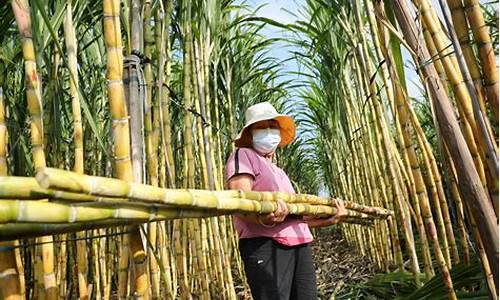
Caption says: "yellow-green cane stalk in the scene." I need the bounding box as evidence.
[63,3,89,298]
[103,0,148,297]
[463,0,499,119]
[12,1,57,298]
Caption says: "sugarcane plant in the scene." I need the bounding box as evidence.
[283,0,498,298]
[0,0,498,299]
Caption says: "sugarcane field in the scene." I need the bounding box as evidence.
[0,0,498,299]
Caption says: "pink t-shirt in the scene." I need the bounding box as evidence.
[225,147,313,246]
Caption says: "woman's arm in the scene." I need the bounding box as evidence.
[228,174,261,225]
[228,174,288,226]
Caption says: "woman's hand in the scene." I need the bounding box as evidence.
[259,199,289,226]
[228,175,289,227]
[330,199,348,224]
[305,199,348,228]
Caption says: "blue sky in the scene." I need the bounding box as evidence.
[240,0,424,107]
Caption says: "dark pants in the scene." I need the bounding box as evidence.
[238,237,317,300]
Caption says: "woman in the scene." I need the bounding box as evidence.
[225,102,348,300]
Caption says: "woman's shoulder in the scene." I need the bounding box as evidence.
[227,147,260,160]
[236,147,258,157]
[226,147,259,165]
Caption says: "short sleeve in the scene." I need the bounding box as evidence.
[225,148,258,182]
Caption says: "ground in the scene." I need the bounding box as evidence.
[312,228,377,299]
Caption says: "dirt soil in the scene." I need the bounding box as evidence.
[312,228,377,299]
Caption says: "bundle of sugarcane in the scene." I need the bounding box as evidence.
[39,168,391,214]
[0,174,394,220]
[0,168,390,230]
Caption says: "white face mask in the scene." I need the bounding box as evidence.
[252,128,281,155]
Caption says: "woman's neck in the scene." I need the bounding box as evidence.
[264,153,273,161]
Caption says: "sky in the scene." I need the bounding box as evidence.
[241,0,311,104]
[239,0,425,108]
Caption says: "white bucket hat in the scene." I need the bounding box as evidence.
[234,102,296,148]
